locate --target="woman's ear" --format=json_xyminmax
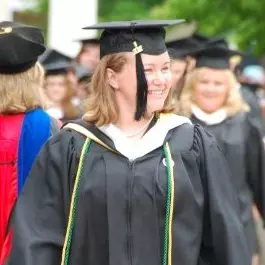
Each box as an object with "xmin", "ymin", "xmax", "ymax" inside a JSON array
[{"xmin": 106, "ymin": 68, "xmax": 119, "ymax": 89}]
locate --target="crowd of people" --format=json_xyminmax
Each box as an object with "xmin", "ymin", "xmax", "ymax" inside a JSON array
[{"xmin": 0, "ymin": 18, "xmax": 265, "ymax": 265}]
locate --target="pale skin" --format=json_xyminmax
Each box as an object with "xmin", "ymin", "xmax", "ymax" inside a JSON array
[
  {"xmin": 171, "ymin": 59, "xmax": 187, "ymax": 92},
  {"xmin": 107, "ymin": 51, "xmax": 172, "ymax": 135},
  {"xmin": 76, "ymin": 81, "xmax": 90, "ymax": 100},
  {"xmin": 194, "ymin": 68, "xmax": 229, "ymax": 113},
  {"xmin": 79, "ymin": 44, "xmax": 100, "ymax": 69},
  {"xmin": 45, "ymin": 74, "xmax": 67, "ymax": 105}
]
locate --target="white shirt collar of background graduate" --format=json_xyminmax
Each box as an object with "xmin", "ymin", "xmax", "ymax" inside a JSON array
[{"xmin": 192, "ymin": 104, "xmax": 227, "ymax": 125}]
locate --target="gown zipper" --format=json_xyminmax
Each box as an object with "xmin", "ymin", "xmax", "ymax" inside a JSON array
[{"xmin": 127, "ymin": 160, "xmax": 134, "ymax": 265}]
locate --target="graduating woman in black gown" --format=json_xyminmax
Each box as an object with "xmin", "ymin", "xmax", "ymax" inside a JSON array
[
  {"xmin": 6, "ymin": 20, "xmax": 249, "ymax": 265},
  {"xmin": 179, "ymin": 45, "xmax": 265, "ymax": 265}
]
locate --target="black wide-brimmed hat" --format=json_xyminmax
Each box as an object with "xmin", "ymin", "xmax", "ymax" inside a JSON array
[{"xmin": 0, "ymin": 21, "xmax": 46, "ymax": 74}]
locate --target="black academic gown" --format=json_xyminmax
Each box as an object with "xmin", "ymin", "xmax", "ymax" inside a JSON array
[
  {"xmin": 7, "ymin": 118, "xmax": 250, "ymax": 265},
  {"xmin": 192, "ymin": 112, "xmax": 265, "ymax": 255}
]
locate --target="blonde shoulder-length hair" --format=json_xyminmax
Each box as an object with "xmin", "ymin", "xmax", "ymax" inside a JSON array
[
  {"xmin": 83, "ymin": 52, "xmax": 176, "ymax": 126},
  {"xmin": 0, "ymin": 62, "xmax": 47, "ymax": 114},
  {"xmin": 178, "ymin": 67, "xmax": 249, "ymax": 117}
]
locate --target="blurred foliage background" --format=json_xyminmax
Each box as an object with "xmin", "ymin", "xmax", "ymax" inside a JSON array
[{"xmin": 17, "ymin": 0, "xmax": 265, "ymax": 56}]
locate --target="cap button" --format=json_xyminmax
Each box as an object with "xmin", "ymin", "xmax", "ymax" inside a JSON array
[{"xmin": 132, "ymin": 41, "xmax": 143, "ymax": 54}]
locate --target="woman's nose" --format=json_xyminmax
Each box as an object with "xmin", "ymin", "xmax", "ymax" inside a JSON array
[
  {"xmin": 152, "ymin": 71, "xmax": 169, "ymax": 85},
  {"xmin": 205, "ymin": 83, "xmax": 216, "ymax": 92}
]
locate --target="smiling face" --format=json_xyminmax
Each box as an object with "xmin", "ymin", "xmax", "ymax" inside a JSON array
[
  {"xmin": 107, "ymin": 51, "xmax": 172, "ymax": 118},
  {"xmin": 143, "ymin": 52, "xmax": 172, "ymax": 114},
  {"xmin": 194, "ymin": 68, "xmax": 229, "ymax": 113}
]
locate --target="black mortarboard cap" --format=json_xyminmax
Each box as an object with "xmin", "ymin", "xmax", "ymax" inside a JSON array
[
  {"xmin": 191, "ymin": 33, "xmax": 229, "ymax": 48},
  {"xmin": 83, "ymin": 20, "xmax": 185, "ymax": 120},
  {"xmin": 167, "ymin": 37, "xmax": 202, "ymax": 60},
  {"xmin": 206, "ymin": 37, "xmax": 229, "ymax": 48},
  {"xmin": 39, "ymin": 49, "xmax": 72, "ymax": 76},
  {"xmin": 0, "ymin": 21, "xmax": 45, "ymax": 74},
  {"xmin": 192, "ymin": 33, "xmax": 210, "ymax": 43},
  {"xmin": 193, "ymin": 45, "xmax": 241, "ymax": 69}
]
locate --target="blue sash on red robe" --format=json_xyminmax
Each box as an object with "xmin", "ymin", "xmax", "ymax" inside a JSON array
[
  {"xmin": 0, "ymin": 108, "xmax": 52, "ymax": 264},
  {"xmin": 18, "ymin": 109, "xmax": 51, "ymax": 194}
]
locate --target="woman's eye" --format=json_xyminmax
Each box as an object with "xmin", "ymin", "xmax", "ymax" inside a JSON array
[
  {"xmin": 162, "ymin": 67, "xmax": 170, "ymax": 72},
  {"xmin": 215, "ymin": 82, "xmax": 223, "ymax": 86}
]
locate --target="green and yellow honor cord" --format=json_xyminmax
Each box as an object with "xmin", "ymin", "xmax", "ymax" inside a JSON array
[
  {"xmin": 162, "ymin": 142, "xmax": 175, "ymax": 265},
  {"xmin": 61, "ymin": 138, "xmax": 91, "ymax": 265}
]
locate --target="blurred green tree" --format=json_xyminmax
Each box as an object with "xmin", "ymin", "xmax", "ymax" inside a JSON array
[
  {"xmin": 21, "ymin": 0, "xmax": 161, "ymax": 35},
  {"xmin": 98, "ymin": 0, "xmax": 162, "ymax": 21},
  {"xmin": 150, "ymin": 0, "xmax": 265, "ymax": 55},
  {"xmin": 21, "ymin": 0, "xmax": 265, "ymax": 55}
]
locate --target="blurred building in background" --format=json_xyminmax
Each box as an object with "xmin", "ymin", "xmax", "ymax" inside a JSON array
[
  {"xmin": 0, "ymin": 0, "xmax": 36, "ymax": 21},
  {"xmin": 48, "ymin": 0, "xmax": 98, "ymax": 57},
  {"xmin": 0, "ymin": 0, "xmax": 98, "ymax": 57}
]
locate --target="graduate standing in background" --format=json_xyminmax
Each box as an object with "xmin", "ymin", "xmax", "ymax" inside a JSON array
[
  {"xmin": 236, "ymin": 55, "xmax": 265, "ymax": 265},
  {"xmin": 40, "ymin": 49, "xmax": 81, "ymax": 122},
  {"xmin": 179, "ymin": 44, "xmax": 265, "ymax": 265},
  {"xmin": 0, "ymin": 21, "xmax": 59, "ymax": 264},
  {"xmin": 236, "ymin": 54, "xmax": 265, "ymax": 136},
  {"xmin": 7, "ymin": 20, "xmax": 249, "ymax": 265}
]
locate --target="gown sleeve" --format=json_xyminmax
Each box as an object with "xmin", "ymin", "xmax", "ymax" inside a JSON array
[
  {"xmin": 5, "ymin": 130, "xmax": 82, "ymax": 265},
  {"xmin": 194, "ymin": 125, "xmax": 251, "ymax": 265},
  {"xmin": 245, "ymin": 119, "xmax": 265, "ymax": 222}
]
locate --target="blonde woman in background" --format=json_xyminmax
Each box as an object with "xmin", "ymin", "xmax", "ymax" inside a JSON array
[
  {"xmin": 0, "ymin": 21, "xmax": 59, "ymax": 264},
  {"xmin": 179, "ymin": 45, "xmax": 265, "ymax": 265}
]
